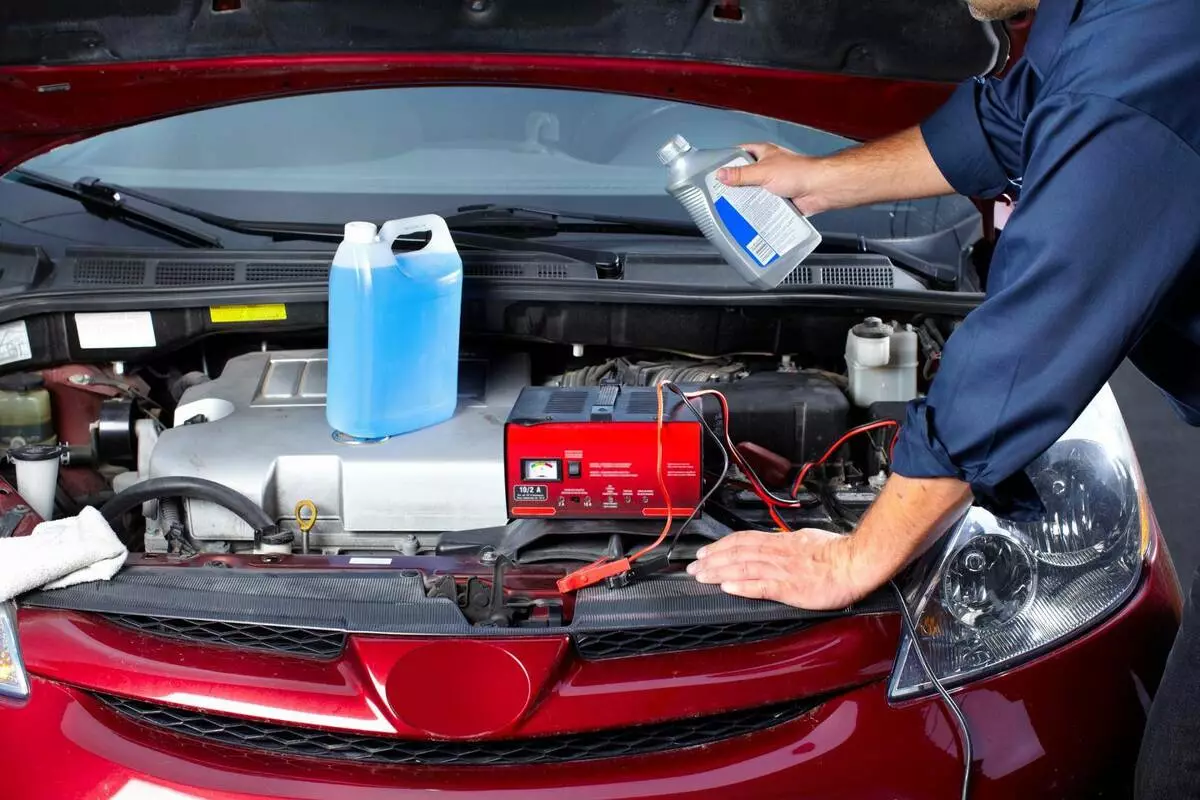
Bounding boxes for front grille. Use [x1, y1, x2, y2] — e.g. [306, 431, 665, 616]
[94, 693, 817, 766]
[575, 619, 812, 659]
[100, 614, 346, 659]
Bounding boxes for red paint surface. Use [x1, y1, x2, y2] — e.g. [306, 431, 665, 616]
[0, 54, 958, 172]
[0, 539, 1180, 799]
[506, 420, 703, 519]
[17, 610, 897, 739]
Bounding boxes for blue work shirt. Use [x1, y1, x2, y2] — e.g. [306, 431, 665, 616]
[890, 0, 1200, 517]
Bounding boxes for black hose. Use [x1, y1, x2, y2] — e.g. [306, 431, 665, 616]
[99, 477, 283, 544]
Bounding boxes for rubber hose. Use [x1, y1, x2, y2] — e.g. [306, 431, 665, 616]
[99, 476, 283, 542]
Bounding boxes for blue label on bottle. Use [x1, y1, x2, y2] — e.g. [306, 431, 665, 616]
[714, 196, 778, 268]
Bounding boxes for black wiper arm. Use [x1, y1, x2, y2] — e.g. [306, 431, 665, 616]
[9, 169, 224, 249]
[9, 171, 623, 270]
[443, 204, 703, 238]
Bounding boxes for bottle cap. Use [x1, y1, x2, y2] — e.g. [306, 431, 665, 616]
[0, 373, 44, 393]
[8, 443, 63, 463]
[852, 317, 892, 339]
[657, 134, 693, 165]
[343, 221, 379, 244]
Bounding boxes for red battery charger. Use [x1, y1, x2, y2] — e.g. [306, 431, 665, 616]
[504, 385, 703, 520]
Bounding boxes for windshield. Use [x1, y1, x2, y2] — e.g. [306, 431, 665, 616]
[5, 85, 976, 256]
[22, 86, 848, 198]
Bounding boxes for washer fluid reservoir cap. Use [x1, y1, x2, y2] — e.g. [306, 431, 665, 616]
[8, 443, 63, 462]
[851, 317, 893, 339]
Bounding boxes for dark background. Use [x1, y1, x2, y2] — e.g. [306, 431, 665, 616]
[1113, 362, 1200, 587]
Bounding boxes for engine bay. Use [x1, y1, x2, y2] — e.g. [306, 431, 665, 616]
[1, 302, 952, 623]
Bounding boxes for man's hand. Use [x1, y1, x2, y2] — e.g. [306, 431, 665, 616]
[686, 475, 974, 610]
[717, 143, 836, 216]
[686, 528, 866, 610]
[716, 127, 956, 217]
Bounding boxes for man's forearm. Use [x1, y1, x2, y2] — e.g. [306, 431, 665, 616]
[817, 127, 955, 212]
[846, 474, 974, 593]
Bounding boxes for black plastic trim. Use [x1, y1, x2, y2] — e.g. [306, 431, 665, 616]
[21, 566, 894, 638]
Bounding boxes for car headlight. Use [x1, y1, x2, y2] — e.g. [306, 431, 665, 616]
[889, 385, 1148, 700]
[0, 602, 28, 700]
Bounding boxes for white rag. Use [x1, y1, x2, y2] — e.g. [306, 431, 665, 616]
[0, 505, 128, 602]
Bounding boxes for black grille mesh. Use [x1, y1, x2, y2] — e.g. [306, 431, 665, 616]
[465, 264, 524, 277]
[575, 619, 812, 659]
[246, 263, 329, 282]
[779, 266, 814, 286]
[75, 259, 146, 285]
[155, 261, 237, 285]
[101, 614, 346, 659]
[821, 265, 894, 288]
[543, 390, 587, 415]
[95, 693, 816, 766]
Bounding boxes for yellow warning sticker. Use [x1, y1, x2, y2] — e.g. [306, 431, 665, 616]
[209, 304, 288, 324]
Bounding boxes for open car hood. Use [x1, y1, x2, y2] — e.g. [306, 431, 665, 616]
[1, 0, 1005, 80]
[0, 1, 1009, 171]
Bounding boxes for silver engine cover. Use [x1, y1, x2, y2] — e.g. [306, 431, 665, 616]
[149, 349, 527, 545]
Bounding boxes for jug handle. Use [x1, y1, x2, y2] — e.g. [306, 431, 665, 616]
[378, 215, 455, 253]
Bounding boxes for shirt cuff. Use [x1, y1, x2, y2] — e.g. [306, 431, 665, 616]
[890, 400, 1045, 521]
[920, 80, 1012, 199]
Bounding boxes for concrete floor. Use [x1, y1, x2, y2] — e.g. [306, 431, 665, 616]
[1112, 361, 1200, 588]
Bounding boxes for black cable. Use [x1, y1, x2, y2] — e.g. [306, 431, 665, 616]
[889, 580, 973, 800]
[666, 382, 813, 521]
[662, 383, 731, 556]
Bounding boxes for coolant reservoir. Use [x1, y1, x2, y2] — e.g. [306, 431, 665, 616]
[845, 317, 918, 407]
[0, 373, 55, 455]
[326, 216, 463, 440]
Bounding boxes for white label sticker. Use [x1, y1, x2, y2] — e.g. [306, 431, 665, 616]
[74, 312, 157, 349]
[348, 557, 393, 565]
[705, 156, 810, 265]
[0, 321, 32, 366]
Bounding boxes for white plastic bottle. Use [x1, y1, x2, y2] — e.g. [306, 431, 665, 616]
[658, 134, 822, 290]
[845, 317, 919, 407]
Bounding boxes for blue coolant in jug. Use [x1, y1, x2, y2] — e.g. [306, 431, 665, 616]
[326, 215, 463, 440]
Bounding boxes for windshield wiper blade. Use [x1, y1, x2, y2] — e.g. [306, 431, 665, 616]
[443, 204, 703, 238]
[8, 171, 624, 270]
[9, 168, 224, 248]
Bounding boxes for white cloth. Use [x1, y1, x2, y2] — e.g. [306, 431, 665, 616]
[0, 506, 127, 602]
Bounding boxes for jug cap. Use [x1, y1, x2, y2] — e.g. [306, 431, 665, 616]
[344, 221, 378, 244]
[657, 134, 693, 165]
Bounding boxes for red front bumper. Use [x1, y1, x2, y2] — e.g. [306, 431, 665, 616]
[0, 541, 1180, 800]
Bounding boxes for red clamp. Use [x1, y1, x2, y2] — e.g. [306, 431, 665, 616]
[557, 558, 632, 593]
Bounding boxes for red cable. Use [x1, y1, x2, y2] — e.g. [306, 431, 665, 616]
[629, 381, 675, 562]
[790, 420, 900, 499]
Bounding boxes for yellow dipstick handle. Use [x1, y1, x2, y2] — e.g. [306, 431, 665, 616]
[295, 500, 317, 554]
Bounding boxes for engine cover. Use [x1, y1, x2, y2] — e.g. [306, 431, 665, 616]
[148, 350, 528, 544]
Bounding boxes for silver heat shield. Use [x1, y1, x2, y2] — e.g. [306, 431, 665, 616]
[148, 350, 528, 546]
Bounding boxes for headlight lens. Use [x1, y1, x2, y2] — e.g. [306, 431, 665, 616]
[0, 602, 28, 700]
[889, 386, 1147, 700]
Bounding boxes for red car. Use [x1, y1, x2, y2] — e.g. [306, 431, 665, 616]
[0, 2, 1181, 798]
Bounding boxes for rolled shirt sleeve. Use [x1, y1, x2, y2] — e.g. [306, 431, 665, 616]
[893, 92, 1200, 518]
[920, 59, 1039, 199]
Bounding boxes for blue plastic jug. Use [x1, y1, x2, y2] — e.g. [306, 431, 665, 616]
[326, 215, 463, 440]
